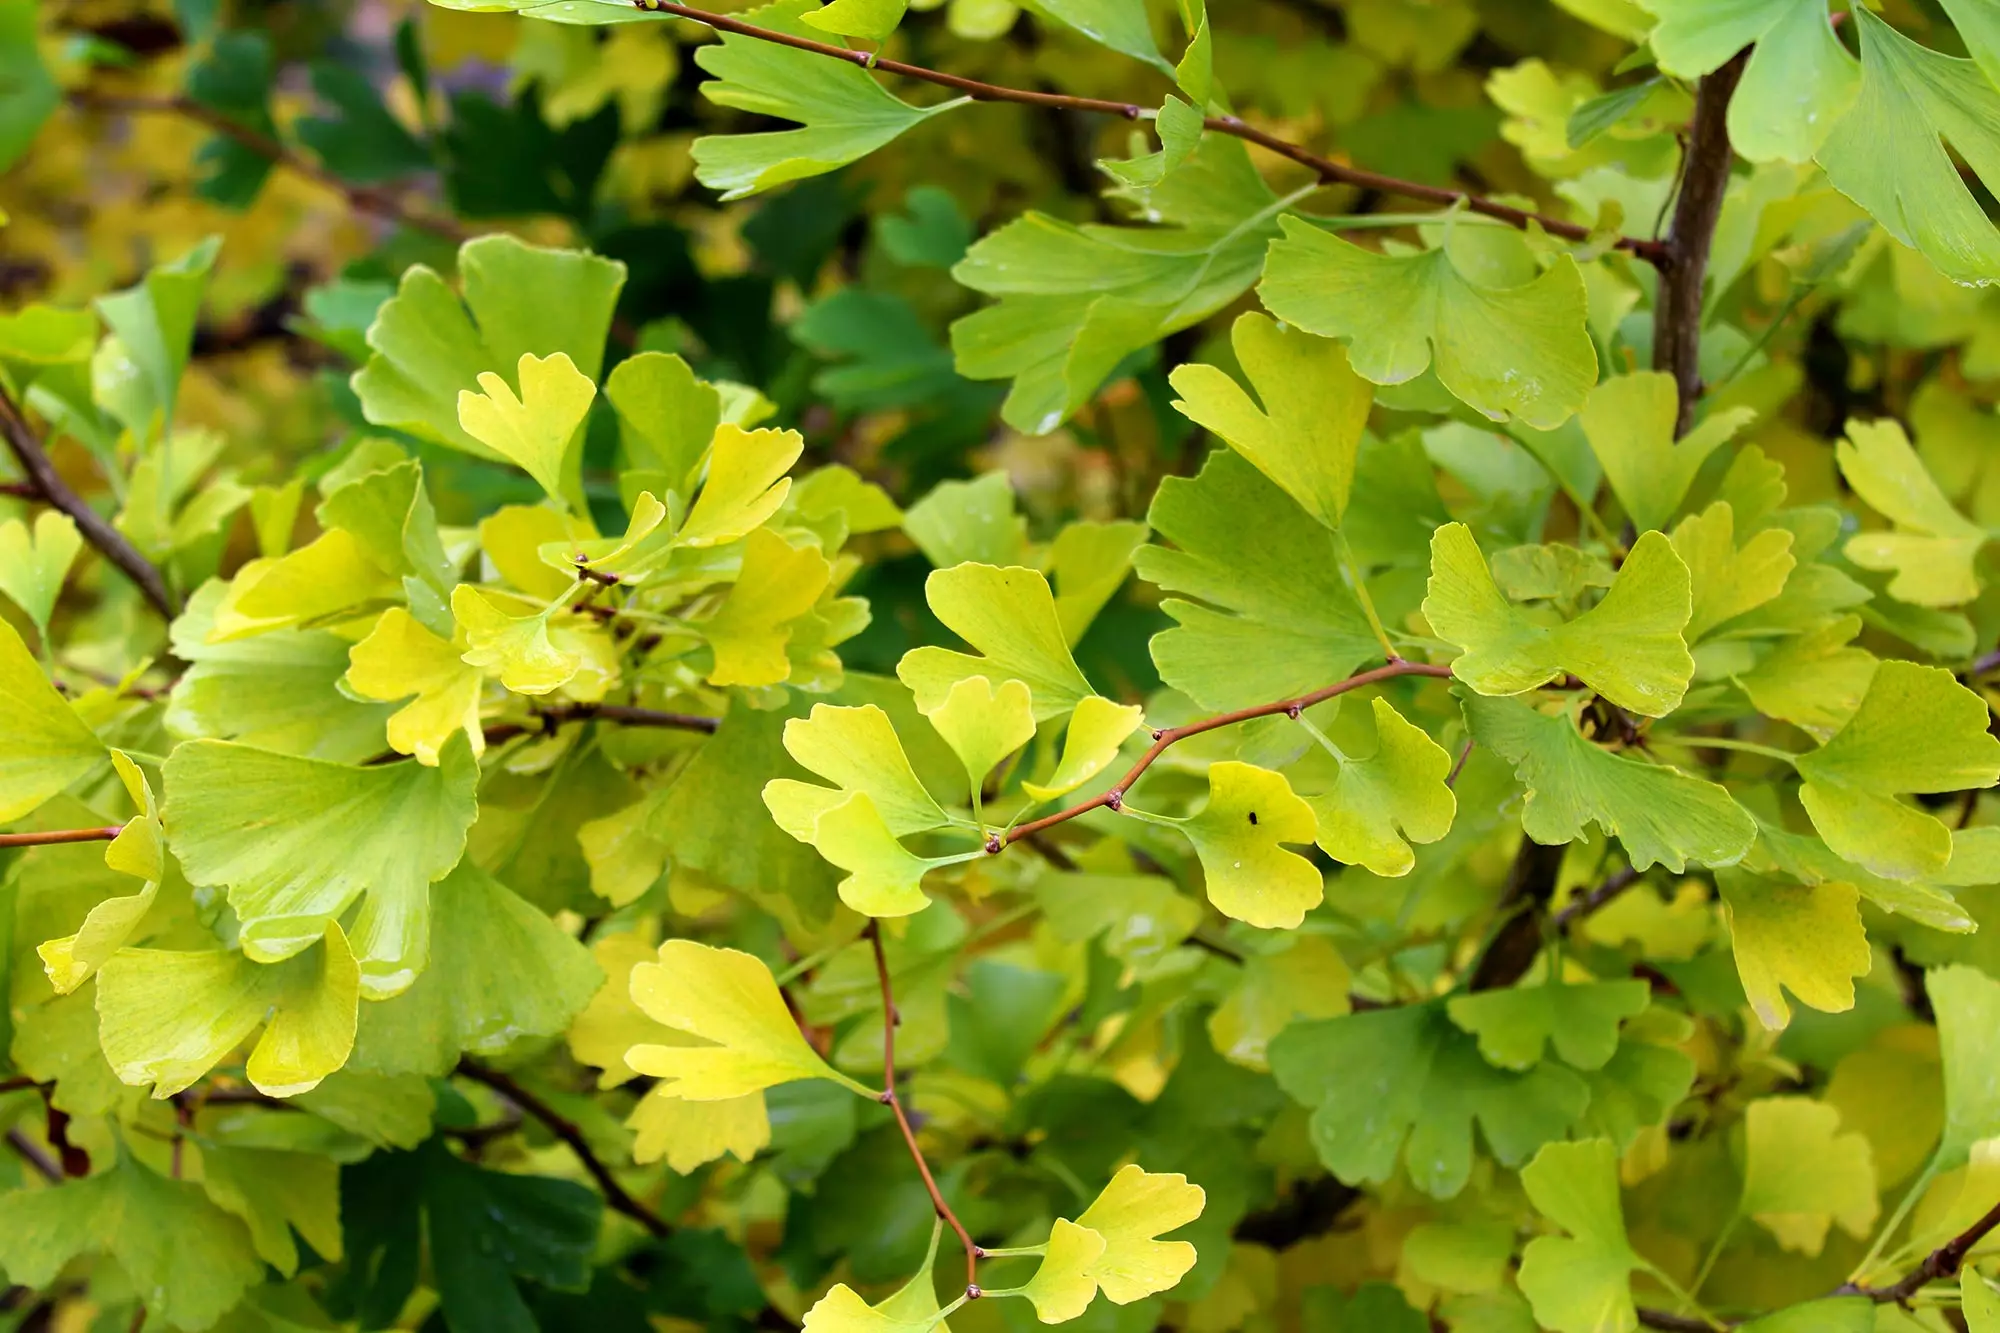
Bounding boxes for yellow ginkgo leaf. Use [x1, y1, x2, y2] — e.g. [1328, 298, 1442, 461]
[38, 752, 168, 994]
[628, 1085, 771, 1173]
[450, 585, 580, 696]
[677, 424, 803, 548]
[626, 939, 868, 1099]
[704, 528, 833, 687]
[1017, 1219, 1108, 1323]
[924, 675, 1036, 796]
[0, 619, 106, 822]
[345, 608, 485, 765]
[1022, 695, 1145, 802]
[800, 1283, 941, 1333]
[456, 351, 598, 505]
[1073, 1165, 1206, 1304]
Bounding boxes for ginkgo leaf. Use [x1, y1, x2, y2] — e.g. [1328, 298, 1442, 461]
[196, 1141, 343, 1276]
[1154, 760, 1321, 929]
[924, 675, 1036, 795]
[1073, 1165, 1206, 1304]
[1022, 695, 1145, 802]
[626, 939, 864, 1098]
[1302, 696, 1456, 877]
[206, 528, 403, 642]
[0, 509, 80, 634]
[1027, 0, 1173, 72]
[1270, 1001, 1590, 1199]
[451, 584, 581, 696]
[1445, 979, 1651, 1072]
[1716, 869, 1871, 1029]
[801, 1283, 943, 1333]
[1465, 694, 1756, 873]
[1167, 311, 1372, 531]
[456, 351, 597, 505]
[1738, 1096, 1879, 1255]
[39, 752, 166, 994]
[162, 736, 478, 996]
[1818, 9, 2000, 286]
[902, 471, 1027, 569]
[0, 618, 106, 821]
[1516, 1138, 1643, 1333]
[898, 564, 1094, 721]
[1794, 661, 2000, 880]
[808, 790, 953, 917]
[1207, 934, 1352, 1071]
[764, 702, 950, 840]
[1018, 1218, 1109, 1321]
[345, 607, 485, 765]
[1929, 964, 2000, 1170]
[802, 0, 907, 39]
[1424, 524, 1695, 717]
[1134, 449, 1379, 709]
[704, 528, 834, 687]
[1669, 502, 1796, 641]
[1259, 219, 1596, 429]
[1968, 1272, 2000, 1333]
[1580, 373, 1756, 534]
[96, 923, 361, 1097]
[1837, 418, 1989, 607]
[0, 1152, 264, 1333]
[1641, 0, 1857, 163]
[677, 424, 803, 549]
[691, 0, 963, 200]
[1049, 518, 1145, 646]
[628, 1085, 772, 1173]
[1735, 615, 1877, 742]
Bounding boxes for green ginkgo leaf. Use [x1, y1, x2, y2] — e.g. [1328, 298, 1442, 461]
[1208, 934, 1351, 1071]
[1167, 312, 1373, 531]
[1023, 695, 1146, 802]
[1929, 964, 2000, 1171]
[96, 922, 361, 1097]
[1794, 661, 2000, 880]
[1073, 1165, 1206, 1304]
[1967, 1272, 2000, 1333]
[1818, 8, 2000, 285]
[808, 790, 957, 917]
[899, 564, 1094, 721]
[0, 509, 81, 635]
[626, 938, 865, 1098]
[764, 702, 950, 840]
[1579, 372, 1756, 534]
[1017, 1218, 1108, 1322]
[801, 0, 907, 39]
[1669, 501, 1796, 641]
[1424, 523, 1695, 717]
[1737, 1096, 1878, 1255]
[1836, 418, 1989, 607]
[1154, 760, 1321, 929]
[1516, 1138, 1643, 1333]
[691, 0, 964, 200]
[195, 1141, 342, 1276]
[704, 528, 834, 687]
[162, 736, 478, 996]
[451, 585, 581, 696]
[1134, 449, 1379, 709]
[1302, 696, 1457, 877]
[1259, 219, 1596, 430]
[455, 350, 597, 505]
[1465, 694, 1756, 873]
[1025, 0, 1174, 73]
[1640, 0, 1858, 162]
[0, 618, 106, 822]
[1445, 979, 1651, 1072]
[1716, 869, 1870, 1029]
[924, 675, 1036, 795]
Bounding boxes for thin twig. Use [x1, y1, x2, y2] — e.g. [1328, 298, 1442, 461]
[867, 922, 983, 1295]
[454, 1059, 671, 1238]
[0, 386, 178, 619]
[1446, 738, 1475, 788]
[642, 2, 1666, 263]
[67, 90, 468, 244]
[1840, 1195, 2000, 1305]
[1001, 659, 1454, 847]
[481, 702, 721, 747]
[1551, 865, 1642, 931]
[1638, 1309, 1727, 1332]
[0, 825, 126, 848]
[4, 1127, 62, 1184]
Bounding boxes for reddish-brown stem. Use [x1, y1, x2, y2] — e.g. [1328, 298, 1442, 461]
[1550, 865, 1642, 931]
[66, 90, 469, 245]
[481, 702, 722, 746]
[1839, 1195, 2000, 1306]
[0, 825, 126, 848]
[0, 386, 178, 619]
[643, 2, 1665, 263]
[1002, 659, 1454, 846]
[867, 922, 982, 1294]
[454, 1059, 671, 1238]
[3, 1127, 61, 1184]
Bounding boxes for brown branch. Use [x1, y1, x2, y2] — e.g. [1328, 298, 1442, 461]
[454, 1059, 671, 1239]
[867, 922, 982, 1295]
[66, 90, 468, 245]
[1652, 49, 1749, 435]
[4, 1127, 62, 1184]
[1840, 1196, 2000, 1306]
[642, 2, 1666, 263]
[0, 386, 178, 619]
[0, 825, 126, 848]
[1468, 838, 1567, 992]
[481, 702, 722, 747]
[1551, 865, 1642, 931]
[1001, 659, 1454, 847]
[1638, 1309, 1727, 1332]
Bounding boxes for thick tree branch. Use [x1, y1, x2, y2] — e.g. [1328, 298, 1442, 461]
[0, 386, 179, 619]
[1002, 658, 1455, 847]
[454, 1059, 671, 1239]
[0, 826, 127, 848]
[1468, 838, 1567, 991]
[1652, 50, 1749, 435]
[641, 2, 1667, 262]
[66, 90, 469, 245]
[868, 922, 983, 1295]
